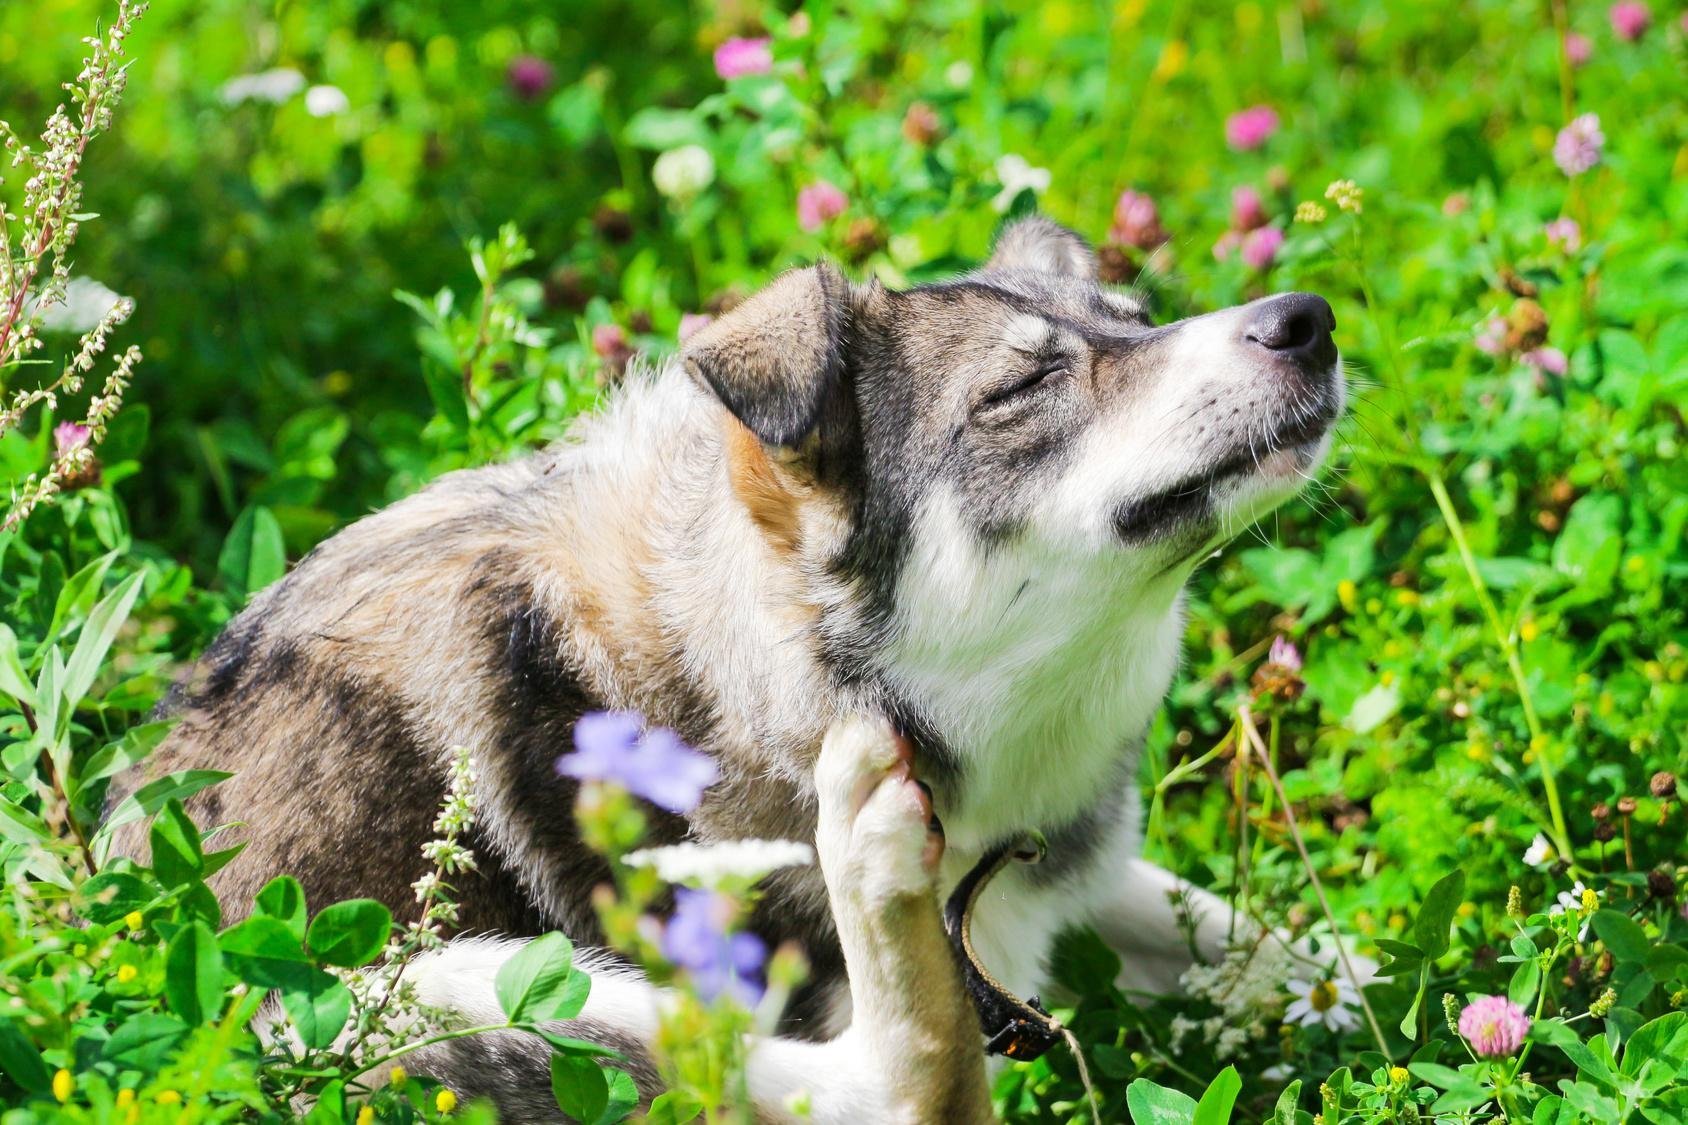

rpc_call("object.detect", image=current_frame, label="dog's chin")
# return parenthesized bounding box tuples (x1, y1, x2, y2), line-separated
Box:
(1111, 419, 1335, 552)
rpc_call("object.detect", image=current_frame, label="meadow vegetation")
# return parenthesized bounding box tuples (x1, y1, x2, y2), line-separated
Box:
(1, 1, 1685, 1121)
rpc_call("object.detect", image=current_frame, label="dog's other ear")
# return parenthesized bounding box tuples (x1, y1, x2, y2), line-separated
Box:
(985, 215, 1097, 279)
(683, 263, 851, 448)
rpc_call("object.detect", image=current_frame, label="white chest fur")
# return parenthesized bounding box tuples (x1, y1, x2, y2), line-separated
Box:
(878, 491, 1185, 855)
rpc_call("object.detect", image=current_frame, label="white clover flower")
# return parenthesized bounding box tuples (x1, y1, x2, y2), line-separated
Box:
(304, 84, 350, 117)
(992, 154, 1052, 213)
(624, 838, 814, 887)
(34, 277, 127, 335)
(652, 145, 715, 200)
(1284, 976, 1362, 1032)
(220, 67, 306, 106)
(944, 60, 975, 88)
(1523, 833, 1556, 868)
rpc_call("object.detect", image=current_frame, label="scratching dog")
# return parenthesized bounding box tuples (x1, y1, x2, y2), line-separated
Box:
(116, 216, 1346, 1121)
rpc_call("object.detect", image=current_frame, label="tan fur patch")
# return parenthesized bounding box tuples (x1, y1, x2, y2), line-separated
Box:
(723, 415, 803, 555)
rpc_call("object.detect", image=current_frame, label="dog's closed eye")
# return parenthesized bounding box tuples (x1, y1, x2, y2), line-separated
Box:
(977, 359, 1068, 411)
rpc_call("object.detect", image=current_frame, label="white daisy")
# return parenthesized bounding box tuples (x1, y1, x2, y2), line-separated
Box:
(1284, 976, 1362, 1033)
(624, 838, 813, 887)
(1549, 880, 1595, 939)
(32, 277, 126, 335)
(220, 67, 306, 106)
(992, 154, 1052, 213)
(1522, 833, 1555, 868)
(304, 84, 349, 117)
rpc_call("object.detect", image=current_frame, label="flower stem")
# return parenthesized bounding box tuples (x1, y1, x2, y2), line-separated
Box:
(1238, 705, 1390, 1058)
(1425, 471, 1574, 867)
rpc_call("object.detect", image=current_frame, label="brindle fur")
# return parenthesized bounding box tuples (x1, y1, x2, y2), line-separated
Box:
(114, 216, 1345, 1120)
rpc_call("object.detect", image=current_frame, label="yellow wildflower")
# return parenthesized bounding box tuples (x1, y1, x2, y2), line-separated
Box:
(124, 911, 144, 931)
(390, 1066, 408, 1088)
(116, 964, 138, 983)
(436, 1088, 458, 1115)
(53, 1069, 73, 1103)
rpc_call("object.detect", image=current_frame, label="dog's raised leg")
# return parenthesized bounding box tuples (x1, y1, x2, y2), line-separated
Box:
(399, 718, 992, 1123)
(782, 716, 994, 1123)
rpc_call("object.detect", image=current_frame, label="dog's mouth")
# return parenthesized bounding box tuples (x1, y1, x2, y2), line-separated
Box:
(1111, 397, 1340, 543)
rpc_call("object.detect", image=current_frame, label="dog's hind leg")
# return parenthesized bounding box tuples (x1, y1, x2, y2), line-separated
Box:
(399, 717, 992, 1123)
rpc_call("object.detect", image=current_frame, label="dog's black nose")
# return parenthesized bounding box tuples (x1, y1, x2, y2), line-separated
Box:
(1244, 292, 1337, 367)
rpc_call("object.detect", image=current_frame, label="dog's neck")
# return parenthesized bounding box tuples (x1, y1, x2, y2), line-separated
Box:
(862, 490, 1189, 855)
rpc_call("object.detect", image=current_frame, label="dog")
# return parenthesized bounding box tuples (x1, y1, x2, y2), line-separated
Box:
(115, 215, 1344, 1121)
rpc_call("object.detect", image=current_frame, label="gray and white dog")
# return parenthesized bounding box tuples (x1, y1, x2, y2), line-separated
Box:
(118, 216, 1344, 1121)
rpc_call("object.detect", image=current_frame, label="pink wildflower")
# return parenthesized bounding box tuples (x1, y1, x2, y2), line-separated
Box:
(1231, 185, 1268, 232)
(591, 323, 628, 359)
(1553, 114, 1604, 177)
(1110, 190, 1167, 250)
(1225, 105, 1280, 151)
(1475, 317, 1507, 355)
(53, 422, 91, 458)
(1609, 2, 1650, 40)
(714, 37, 773, 80)
(1241, 226, 1284, 271)
(678, 313, 714, 342)
(1459, 995, 1531, 1058)
(1564, 32, 1593, 65)
(1269, 635, 1303, 672)
(1523, 347, 1568, 376)
(1212, 230, 1242, 262)
(796, 181, 847, 232)
(1544, 218, 1582, 253)
(506, 56, 555, 102)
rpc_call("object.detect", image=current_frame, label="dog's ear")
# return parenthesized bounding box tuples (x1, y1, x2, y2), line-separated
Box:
(985, 215, 1097, 279)
(683, 264, 851, 448)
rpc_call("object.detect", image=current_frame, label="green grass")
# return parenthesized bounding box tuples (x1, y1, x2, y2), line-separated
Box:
(1, 0, 1685, 1121)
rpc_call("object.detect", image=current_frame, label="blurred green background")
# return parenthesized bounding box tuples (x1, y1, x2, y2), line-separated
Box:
(2, 1, 1686, 1111)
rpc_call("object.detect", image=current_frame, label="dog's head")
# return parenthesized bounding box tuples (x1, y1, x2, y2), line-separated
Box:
(683, 216, 1342, 597)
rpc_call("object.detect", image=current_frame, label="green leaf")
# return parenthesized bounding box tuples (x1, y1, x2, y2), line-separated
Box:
(95, 769, 230, 850)
(645, 1090, 703, 1125)
(1125, 1077, 1198, 1125)
(76, 720, 174, 793)
(1509, 958, 1542, 1008)
(592, 1067, 639, 1125)
(148, 798, 203, 888)
(1192, 1065, 1240, 1125)
(281, 968, 354, 1050)
(550, 1053, 609, 1123)
(1272, 1080, 1303, 1125)
(0, 623, 34, 706)
(304, 1081, 347, 1125)
(1415, 868, 1466, 960)
(217, 505, 287, 597)
(1409, 1062, 1468, 1089)
(1429, 1079, 1496, 1114)
(164, 920, 224, 1024)
(0, 795, 53, 847)
(219, 914, 312, 989)
(497, 932, 587, 1022)
(0, 1016, 53, 1093)
(306, 899, 392, 968)
(103, 1012, 189, 1073)
(1345, 681, 1401, 734)
(256, 875, 309, 941)
(1622, 1012, 1688, 1078)
(1592, 909, 1650, 963)
(61, 570, 145, 708)
(79, 871, 156, 924)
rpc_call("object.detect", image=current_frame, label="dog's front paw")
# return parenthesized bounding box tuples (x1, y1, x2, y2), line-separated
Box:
(815, 717, 944, 907)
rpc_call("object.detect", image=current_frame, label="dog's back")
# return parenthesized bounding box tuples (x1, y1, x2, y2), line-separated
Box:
(115, 373, 839, 949)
